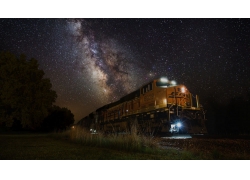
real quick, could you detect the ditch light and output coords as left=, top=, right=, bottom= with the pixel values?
left=176, top=122, right=182, bottom=128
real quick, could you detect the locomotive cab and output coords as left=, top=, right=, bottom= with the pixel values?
left=155, top=78, right=207, bottom=134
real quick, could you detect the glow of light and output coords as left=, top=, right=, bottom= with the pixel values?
left=177, top=122, right=182, bottom=127
left=171, top=80, right=177, bottom=85
left=181, top=86, right=186, bottom=93
left=160, top=77, right=169, bottom=83
left=163, top=98, right=167, bottom=104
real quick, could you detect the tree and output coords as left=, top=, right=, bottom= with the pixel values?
left=0, top=51, right=57, bottom=129
left=42, top=106, right=75, bottom=132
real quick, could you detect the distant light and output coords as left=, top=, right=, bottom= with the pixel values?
left=171, top=80, right=177, bottom=85
left=160, top=77, right=169, bottom=83
left=181, top=87, right=186, bottom=93
left=177, top=122, right=182, bottom=127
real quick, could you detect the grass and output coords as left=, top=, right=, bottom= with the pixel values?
left=1, top=127, right=250, bottom=160
left=0, top=134, right=184, bottom=160
left=0, top=131, right=196, bottom=160
left=64, top=126, right=160, bottom=153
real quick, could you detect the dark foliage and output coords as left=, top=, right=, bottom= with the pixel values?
left=42, top=106, right=75, bottom=132
left=0, top=51, right=57, bottom=129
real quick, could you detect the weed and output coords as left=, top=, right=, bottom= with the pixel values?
left=60, top=126, right=159, bottom=153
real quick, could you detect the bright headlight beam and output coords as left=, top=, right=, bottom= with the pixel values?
left=177, top=122, right=182, bottom=127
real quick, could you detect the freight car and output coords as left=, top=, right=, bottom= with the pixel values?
left=77, top=77, right=207, bottom=135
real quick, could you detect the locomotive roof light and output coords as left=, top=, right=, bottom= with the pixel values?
left=171, top=80, right=177, bottom=85
left=157, top=77, right=177, bottom=87
left=157, top=77, right=170, bottom=88
left=160, top=77, right=169, bottom=83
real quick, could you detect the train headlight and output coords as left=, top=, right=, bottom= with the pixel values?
left=181, top=87, right=186, bottom=93
left=176, top=122, right=182, bottom=128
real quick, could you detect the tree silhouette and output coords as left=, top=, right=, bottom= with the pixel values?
left=42, top=106, right=75, bottom=132
left=0, top=51, right=57, bottom=129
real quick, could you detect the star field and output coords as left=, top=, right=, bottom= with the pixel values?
left=0, top=18, right=250, bottom=121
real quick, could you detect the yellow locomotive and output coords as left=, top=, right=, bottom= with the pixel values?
left=78, top=77, right=207, bottom=135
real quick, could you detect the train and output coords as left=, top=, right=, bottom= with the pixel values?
left=77, top=77, right=207, bottom=135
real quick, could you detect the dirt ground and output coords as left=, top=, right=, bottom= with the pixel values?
left=159, top=135, right=250, bottom=159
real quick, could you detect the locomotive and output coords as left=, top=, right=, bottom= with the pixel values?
left=77, top=77, right=207, bottom=135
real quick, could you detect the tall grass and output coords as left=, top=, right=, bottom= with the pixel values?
left=59, top=126, right=159, bottom=153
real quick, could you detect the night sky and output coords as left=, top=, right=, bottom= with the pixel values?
left=1, top=18, right=250, bottom=121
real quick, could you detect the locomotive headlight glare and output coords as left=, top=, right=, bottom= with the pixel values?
left=181, top=87, right=186, bottom=93
left=177, top=122, right=182, bottom=128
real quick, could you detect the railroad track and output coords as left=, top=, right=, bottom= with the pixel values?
left=191, top=134, right=250, bottom=140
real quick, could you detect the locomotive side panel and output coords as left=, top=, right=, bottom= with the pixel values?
left=154, top=85, right=167, bottom=109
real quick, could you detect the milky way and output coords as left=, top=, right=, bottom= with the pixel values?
left=1, top=18, right=250, bottom=121
left=67, top=19, right=139, bottom=102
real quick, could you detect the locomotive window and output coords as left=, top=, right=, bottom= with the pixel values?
left=141, top=83, right=153, bottom=94
left=148, top=84, right=152, bottom=91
